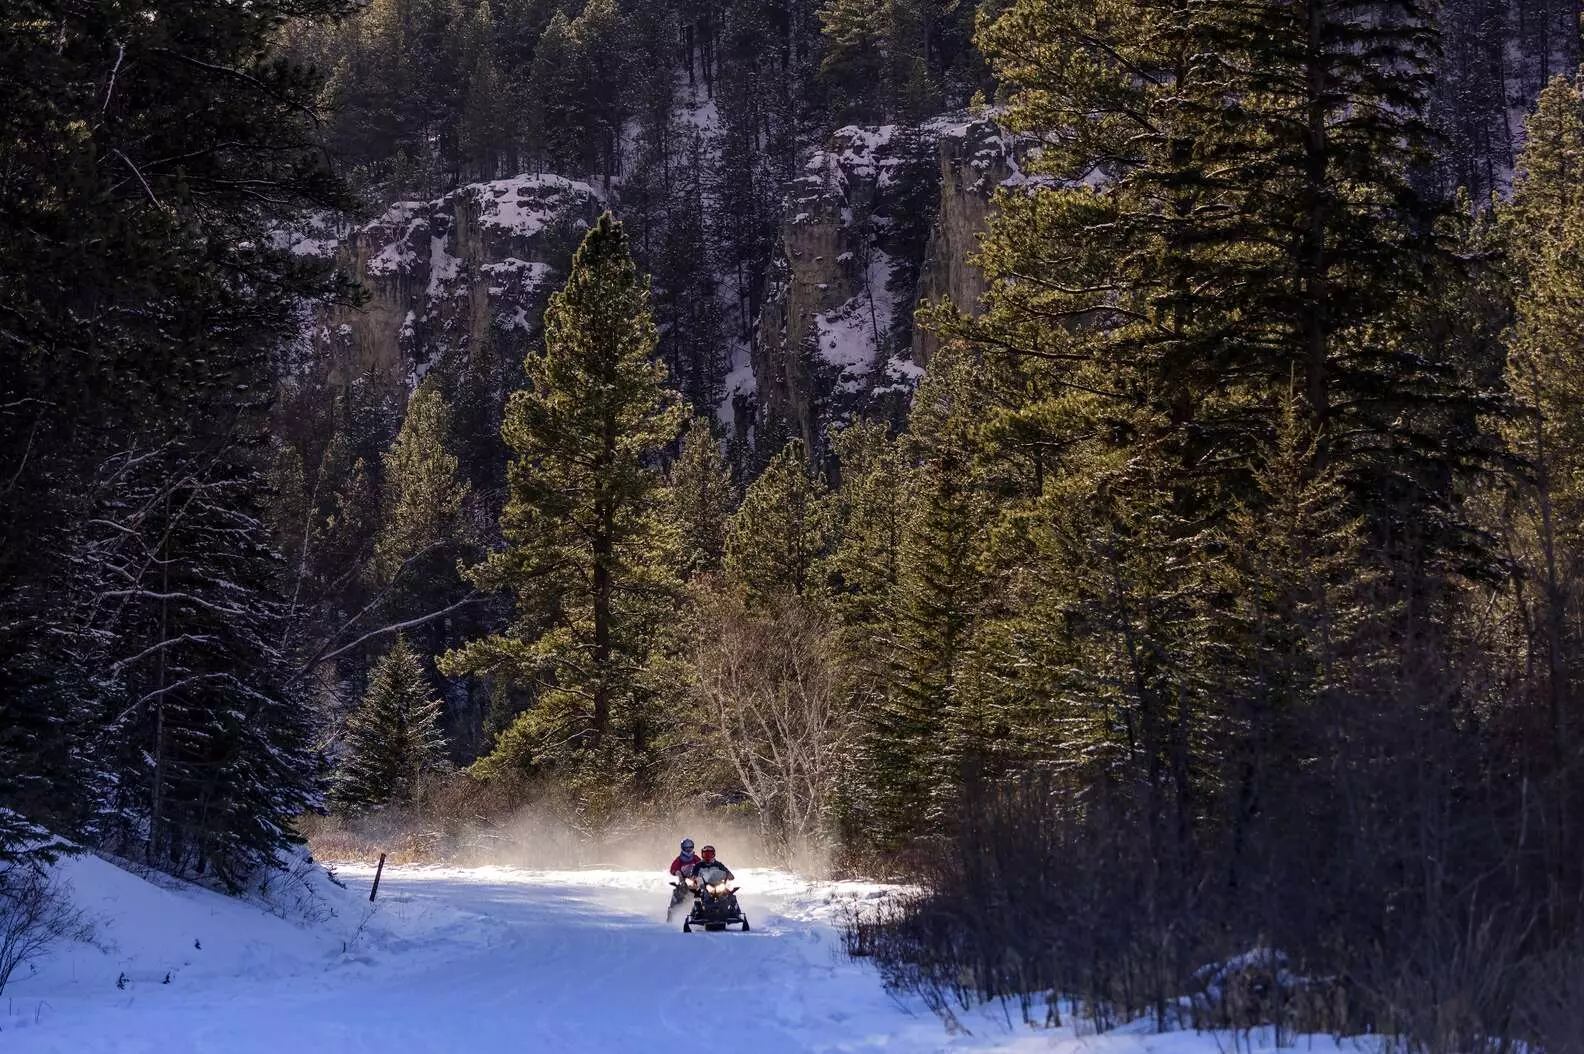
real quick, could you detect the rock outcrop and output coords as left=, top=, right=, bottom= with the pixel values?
left=910, top=118, right=1023, bottom=366
left=284, top=121, right=1018, bottom=465
left=749, top=115, right=1019, bottom=455
left=288, top=175, right=604, bottom=399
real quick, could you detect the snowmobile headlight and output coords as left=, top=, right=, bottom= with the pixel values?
left=709, top=881, right=728, bottom=894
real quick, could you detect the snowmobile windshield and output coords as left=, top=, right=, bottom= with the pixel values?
left=696, top=863, right=729, bottom=885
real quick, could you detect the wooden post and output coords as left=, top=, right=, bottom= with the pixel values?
left=369, top=852, right=387, bottom=902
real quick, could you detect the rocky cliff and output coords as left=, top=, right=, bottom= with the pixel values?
left=286, top=120, right=1015, bottom=465
left=749, top=115, right=1019, bottom=455
left=288, top=175, right=603, bottom=399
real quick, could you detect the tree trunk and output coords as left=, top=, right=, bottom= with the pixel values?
left=148, top=491, right=171, bottom=865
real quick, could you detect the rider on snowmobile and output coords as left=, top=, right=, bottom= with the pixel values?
left=666, top=838, right=701, bottom=921
left=669, top=838, right=701, bottom=878
left=696, top=844, right=734, bottom=882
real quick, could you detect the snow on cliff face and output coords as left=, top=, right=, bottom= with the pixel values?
left=753, top=115, right=1021, bottom=454
left=284, top=113, right=1020, bottom=461
left=299, top=175, right=603, bottom=400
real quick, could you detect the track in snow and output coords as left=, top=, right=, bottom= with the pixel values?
left=3, top=864, right=1059, bottom=1053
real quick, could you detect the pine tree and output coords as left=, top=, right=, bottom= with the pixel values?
left=818, top=0, right=959, bottom=121
left=459, top=2, right=511, bottom=181
left=371, top=379, right=472, bottom=586
left=442, top=214, right=685, bottom=798
left=711, top=3, right=802, bottom=335
left=654, top=133, right=727, bottom=414
left=669, top=418, right=736, bottom=576
left=317, top=0, right=425, bottom=185
left=817, top=0, right=889, bottom=119
left=526, top=11, right=591, bottom=174
left=572, top=0, right=633, bottom=183
left=334, top=637, right=449, bottom=810
left=724, top=440, right=834, bottom=604
left=1496, top=73, right=1584, bottom=863
left=826, top=420, right=905, bottom=630
left=850, top=350, right=989, bottom=844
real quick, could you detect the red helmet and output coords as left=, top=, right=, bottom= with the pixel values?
left=700, top=845, right=716, bottom=860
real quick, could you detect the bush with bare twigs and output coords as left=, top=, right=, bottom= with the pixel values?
left=0, top=864, right=92, bottom=996
left=685, top=590, right=851, bottom=861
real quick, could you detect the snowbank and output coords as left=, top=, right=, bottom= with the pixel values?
left=0, top=859, right=1389, bottom=1054
left=1, top=852, right=370, bottom=1011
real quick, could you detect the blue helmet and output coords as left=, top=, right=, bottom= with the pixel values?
left=680, top=838, right=695, bottom=853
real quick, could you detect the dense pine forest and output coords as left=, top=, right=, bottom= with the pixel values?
left=8, top=0, right=1584, bottom=1046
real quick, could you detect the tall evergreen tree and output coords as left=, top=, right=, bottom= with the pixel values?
left=1, top=0, right=351, bottom=876
left=442, top=214, right=685, bottom=799
left=526, top=11, right=592, bottom=174
left=93, top=442, right=323, bottom=889
left=334, top=637, right=449, bottom=810
left=847, top=349, right=989, bottom=845
left=654, top=133, right=727, bottom=414
left=572, top=0, right=634, bottom=183
left=826, top=420, right=905, bottom=631
left=724, top=440, right=834, bottom=604
left=669, top=418, right=737, bottom=576
left=371, top=379, right=473, bottom=587
left=969, top=0, right=1481, bottom=530
left=1496, top=73, right=1584, bottom=870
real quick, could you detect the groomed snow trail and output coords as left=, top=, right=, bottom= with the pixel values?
left=3, top=863, right=1069, bottom=1053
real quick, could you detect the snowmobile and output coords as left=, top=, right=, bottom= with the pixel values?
left=673, top=862, right=750, bottom=932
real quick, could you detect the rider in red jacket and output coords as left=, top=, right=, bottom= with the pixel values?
left=669, top=838, right=701, bottom=878
left=666, top=838, right=700, bottom=922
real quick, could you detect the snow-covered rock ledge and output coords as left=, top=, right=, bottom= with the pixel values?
left=752, top=114, right=1026, bottom=451
left=290, top=175, right=604, bottom=399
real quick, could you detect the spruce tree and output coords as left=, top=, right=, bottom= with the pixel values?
left=1212, top=391, right=1380, bottom=897
left=826, top=420, right=905, bottom=631
left=442, top=214, right=685, bottom=797
left=1496, top=73, right=1584, bottom=859
left=96, top=444, right=323, bottom=889
left=970, top=0, right=1479, bottom=524
left=371, top=379, right=472, bottom=586
left=334, top=637, right=449, bottom=810
left=925, top=0, right=1492, bottom=854
left=669, top=418, right=737, bottom=577
left=724, top=440, right=834, bottom=604
left=850, top=350, right=989, bottom=845
left=1, top=0, right=351, bottom=875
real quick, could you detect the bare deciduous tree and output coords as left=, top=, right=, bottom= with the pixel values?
left=688, top=591, right=849, bottom=858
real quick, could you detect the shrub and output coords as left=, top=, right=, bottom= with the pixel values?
left=0, top=865, right=91, bottom=996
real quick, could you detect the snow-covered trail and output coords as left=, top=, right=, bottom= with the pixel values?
left=3, top=863, right=1063, bottom=1053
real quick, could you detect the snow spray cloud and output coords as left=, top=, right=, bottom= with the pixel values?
left=307, top=794, right=836, bottom=877
left=451, top=804, right=810, bottom=874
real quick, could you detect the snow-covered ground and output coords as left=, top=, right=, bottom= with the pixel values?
left=1, top=855, right=1371, bottom=1054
